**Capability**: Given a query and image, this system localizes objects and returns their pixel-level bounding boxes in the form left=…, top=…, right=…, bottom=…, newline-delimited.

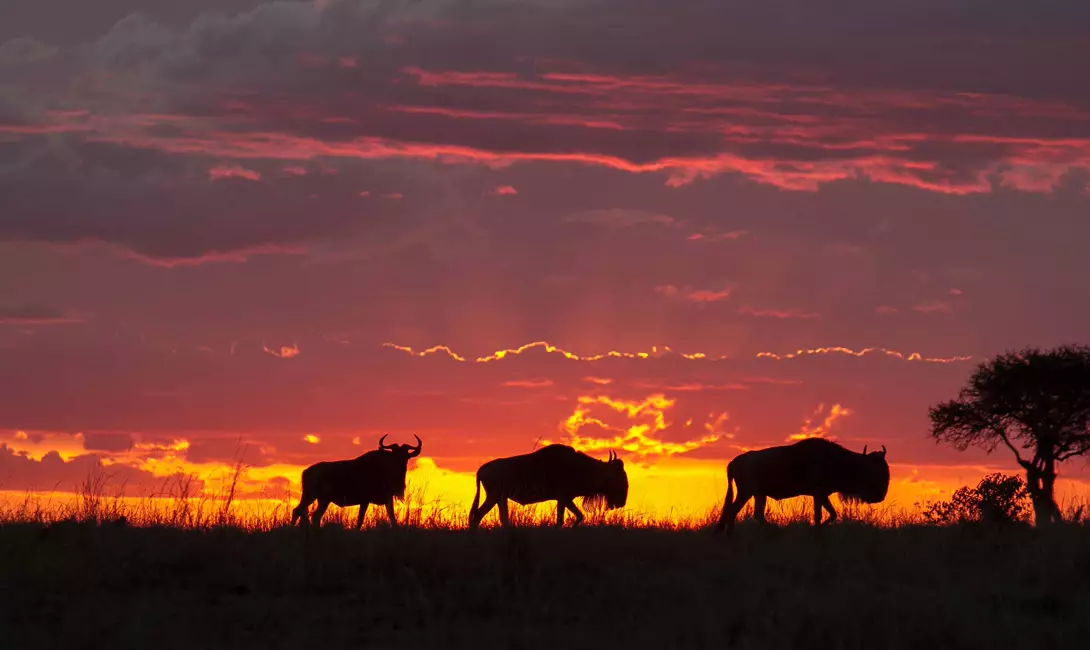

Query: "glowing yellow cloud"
left=385, top=341, right=971, bottom=364
left=787, top=403, right=853, bottom=441
left=547, top=393, right=724, bottom=462
left=303, top=434, right=320, bottom=444
left=756, top=347, right=972, bottom=363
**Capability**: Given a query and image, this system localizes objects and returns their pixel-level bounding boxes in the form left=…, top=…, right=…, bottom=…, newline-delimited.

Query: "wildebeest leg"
left=818, top=495, right=837, bottom=525
left=717, top=488, right=751, bottom=535
left=813, top=496, right=824, bottom=526
left=385, top=497, right=399, bottom=528
left=470, top=496, right=499, bottom=529
left=497, top=499, right=511, bottom=527
left=752, top=494, right=768, bottom=525
left=566, top=500, right=585, bottom=526
left=555, top=501, right=566, bottom=527
left=355, top=503, right=369, bottom=530
left=291, top=492, right=314, bottom=527
left=311, top=500, right=330, bottom=530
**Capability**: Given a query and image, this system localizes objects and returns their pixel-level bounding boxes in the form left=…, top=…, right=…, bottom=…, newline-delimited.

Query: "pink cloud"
left=490, top=185, right=518, bottom=196
left=208, top=165, right=261, bottom=182
left=281, top=166, right=308, bottom=176
left=117, top=243, right=307, bottom=268
left=738, top=306, right=821, bottom=319
left=913, top=301, right=952, bottom=314
left=875, top=305, right=900, bottom=314
left=655, top=284, right=733, bottom=303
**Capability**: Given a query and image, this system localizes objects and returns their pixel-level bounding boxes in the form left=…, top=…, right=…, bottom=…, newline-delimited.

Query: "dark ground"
left=1, top=521, right=1088, bottom=649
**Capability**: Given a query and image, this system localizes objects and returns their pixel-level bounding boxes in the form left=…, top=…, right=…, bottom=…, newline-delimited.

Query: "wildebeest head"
left=377, top=433, right=423, bottom=463
left=841, top=444, right=890, bottom=504
left=599, top=450, right=629, bottom=509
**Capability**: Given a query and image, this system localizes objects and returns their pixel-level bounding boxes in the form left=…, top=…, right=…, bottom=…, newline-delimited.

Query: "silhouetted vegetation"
left=918, top=472, right=1033, bottom=525
left=930, top=344, right=1090, bottom=526
left=2, top=469, right=1089, bottom=648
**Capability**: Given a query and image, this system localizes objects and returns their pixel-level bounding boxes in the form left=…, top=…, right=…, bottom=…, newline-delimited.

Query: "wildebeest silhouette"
left=714, top=437, right=890, bottom=534
left=467, top=444, right=628, bottom=528
left=290, top=434, right=422, bottom=530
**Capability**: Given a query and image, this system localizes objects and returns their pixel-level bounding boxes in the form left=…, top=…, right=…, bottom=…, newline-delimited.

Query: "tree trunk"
left=1024, top=456, right=1063, bottom=527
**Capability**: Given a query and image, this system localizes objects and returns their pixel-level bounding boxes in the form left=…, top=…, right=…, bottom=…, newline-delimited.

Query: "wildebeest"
left=714, top=437, right=890, bottom=534
left=467, top=444, right=628, bottom=528
left=290, top=434, right=422, bottom=530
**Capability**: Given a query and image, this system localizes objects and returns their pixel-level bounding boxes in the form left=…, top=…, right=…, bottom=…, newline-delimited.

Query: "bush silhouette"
left=919, top=473, right=1031, bottom=525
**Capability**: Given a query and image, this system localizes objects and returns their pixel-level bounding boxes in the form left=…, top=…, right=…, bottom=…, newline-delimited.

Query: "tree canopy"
left=929, top=344, right=1090, bottom=526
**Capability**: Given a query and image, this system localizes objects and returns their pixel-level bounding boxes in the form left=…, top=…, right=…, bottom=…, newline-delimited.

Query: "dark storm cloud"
left=0, top=305, right=81, bottom=325
left=0, top=443, right=202, bottom=495
left=81, top=431, right=135, bottom=452
left=1, top=0, right=1088, bottom=260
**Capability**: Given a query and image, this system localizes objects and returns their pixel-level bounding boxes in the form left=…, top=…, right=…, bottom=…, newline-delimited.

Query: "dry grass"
left=3, top=470, right=1089, bottom=648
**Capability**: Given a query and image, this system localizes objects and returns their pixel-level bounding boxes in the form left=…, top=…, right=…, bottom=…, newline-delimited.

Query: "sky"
left=3, top=0, right=1090, bottom=519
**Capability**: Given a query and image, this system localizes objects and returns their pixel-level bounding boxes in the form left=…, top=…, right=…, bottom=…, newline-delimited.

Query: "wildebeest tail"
left=725, top=461, right=734, bottom=511
left=469, top=471, right=482, bottom=521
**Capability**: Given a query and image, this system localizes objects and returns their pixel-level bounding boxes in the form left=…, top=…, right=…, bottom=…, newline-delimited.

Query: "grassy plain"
left=1, top=488, right=1089, bottom=650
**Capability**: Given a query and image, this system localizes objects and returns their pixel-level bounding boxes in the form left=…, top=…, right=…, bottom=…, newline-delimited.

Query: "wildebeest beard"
left=837, top=464, right=891, bottom=504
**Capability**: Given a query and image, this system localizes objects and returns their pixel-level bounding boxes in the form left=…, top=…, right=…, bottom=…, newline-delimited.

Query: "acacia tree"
left=929, top=344, right=1090, bottom=527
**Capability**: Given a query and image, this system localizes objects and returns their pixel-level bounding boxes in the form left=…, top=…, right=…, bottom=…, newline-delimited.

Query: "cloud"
left=503, top=379, right=554, bottom=388
left=490, top=185, right=518, bottom=196
left=737, top=306, right=821, bottom=320
left=1, top=0, right=1087, bottom=266
left=632, top=381, right=748, bottom=392
left=208, top=165, right=261, bottom=182
left=262, top=343, right=300, bottom=359
left=913, top=301, right=952, bottom=314
left=787, top=403, right=853, bottom=441
left=0, top=37, right=59, bottom=66
left=656, top=285, right=734, bottom=303
left=81, top=432, right=135, bottom=453
left=564, top=209, right=676, bottom=228
left=583, top=376, right=613, bottom=385
left=0, top=305, right=83, bottom=325
left=0, top=443, right=203, bottom=496
left=551, top=393, right=723, bottom=463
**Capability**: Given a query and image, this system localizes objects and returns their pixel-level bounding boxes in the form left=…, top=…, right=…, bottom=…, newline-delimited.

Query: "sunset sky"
left=3, top=0, right=1090, bottom=519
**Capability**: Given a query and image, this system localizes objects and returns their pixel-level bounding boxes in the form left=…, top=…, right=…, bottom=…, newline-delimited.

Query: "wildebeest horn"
left=862, top=444, right=868, bottom=455
left=378, top=434, right=391, bottom=450
left=881, top=444, right=887, bottom=455
left=408, top=434, right=422, bottom=457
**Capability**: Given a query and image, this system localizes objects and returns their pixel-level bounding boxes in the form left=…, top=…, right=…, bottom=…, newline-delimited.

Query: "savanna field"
left=2, top=481, right=1089, bottom=650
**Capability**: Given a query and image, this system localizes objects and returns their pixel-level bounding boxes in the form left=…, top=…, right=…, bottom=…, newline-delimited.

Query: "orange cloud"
left=208, top=165, right=261, bottom=181
left=787, top=403, right=853, bottom=441
left=502, top=379, right=554, bottom=388
left=303, top=434, right=320, bottom=444
left=583, top=376, right=613, bottom=385
left=632, top=381, right=748, bottom=392
left=263, top=343, right=300, bottom=359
